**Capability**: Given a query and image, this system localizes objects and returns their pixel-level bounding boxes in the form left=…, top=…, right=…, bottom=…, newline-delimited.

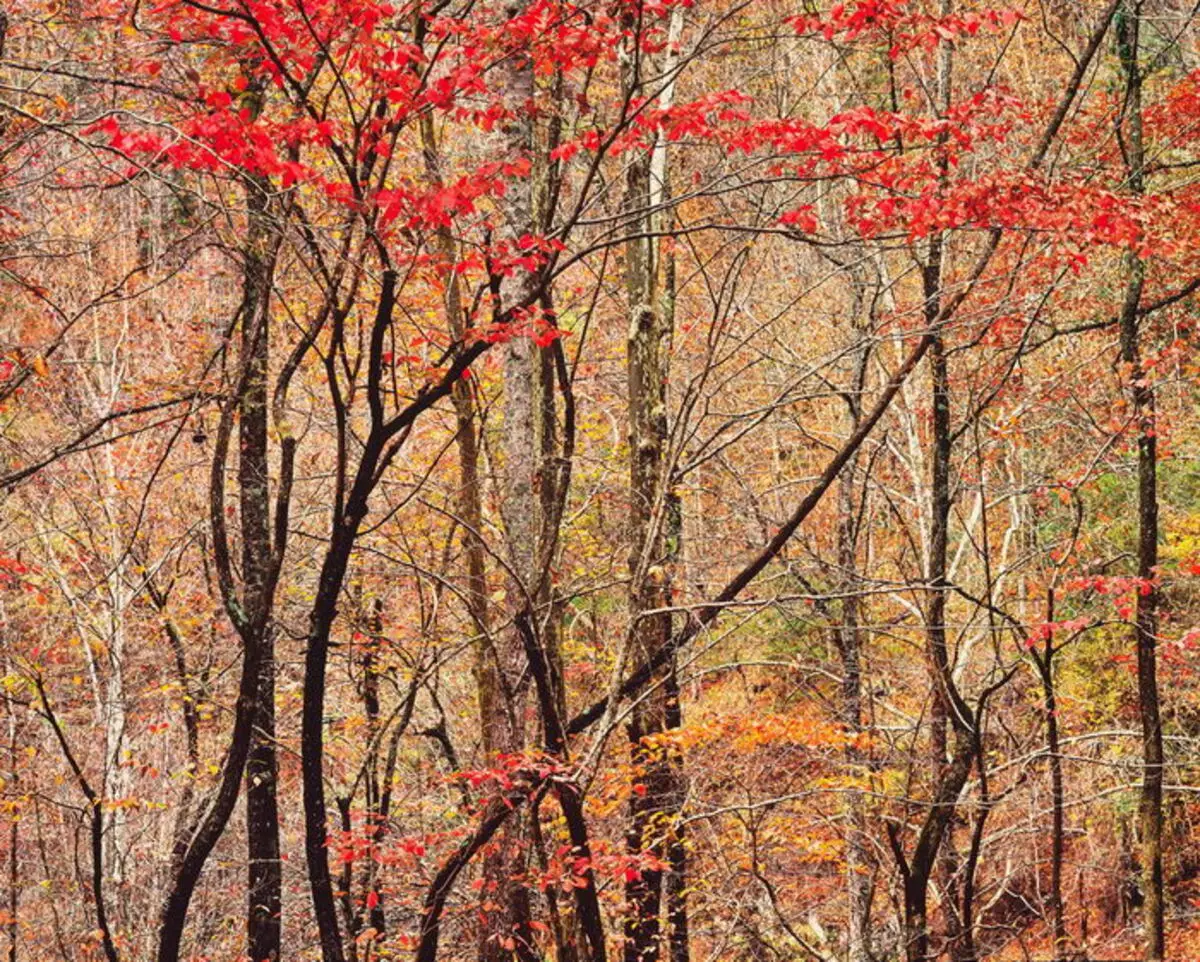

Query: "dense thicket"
left=3, top=1, right=1200, bottom=960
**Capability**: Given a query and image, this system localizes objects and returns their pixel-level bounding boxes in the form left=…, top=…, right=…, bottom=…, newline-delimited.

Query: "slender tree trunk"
left=918, top=303, right=953, bottom=962
left=157, top=620, right=263, bottom=962
left=361, top=600, right=387, bottom=940
left=837, top=484, right=872, bottom=962
left=901, top=742, right=974, bottom=962
left=622, top=107, right=672, bottom=962
left=832, top=327, right=872, bottom=962
left=1117, top=7, right=1164, bottom=957
left=906, top=262, right=977, bottom=962
left=5, top=675, right=16, bottom=962
left=242, top=174, right=282, bottom=962
left=418, top=112, right=491, bottom=756
left=905, top=16, right=976, bottom=959
left=334, top=597, right=390, bottom=962
left=453, top=325, right=490, bottom=709
left=537, top=331, right=567, bottom=733
left=662, top=663, right=689, bottom=962
left=958, top=707, right=995, bottom=962
left=246, top=628, right=281, bottom=962
left=1037, top=590, right=1069, bottom=961
left=158, top=188, right=283, bottom=962
left=302, top=272, right=400, bottom=962
left=521, top=605, right=606, bottom=962
left=303, top=496, right=369, bottom=962
left=659, top=253, right=688, bottom=962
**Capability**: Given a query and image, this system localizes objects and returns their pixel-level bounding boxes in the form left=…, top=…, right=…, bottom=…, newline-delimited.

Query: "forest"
left=4, top=0, right=1200, bottom=960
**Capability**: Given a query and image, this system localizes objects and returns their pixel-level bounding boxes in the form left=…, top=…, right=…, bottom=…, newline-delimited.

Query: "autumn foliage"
left=4, top=1, right=1200, bottom=961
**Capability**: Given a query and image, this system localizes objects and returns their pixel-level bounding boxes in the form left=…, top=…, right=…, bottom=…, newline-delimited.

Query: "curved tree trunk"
left=157, top=173, right=283, bottom=962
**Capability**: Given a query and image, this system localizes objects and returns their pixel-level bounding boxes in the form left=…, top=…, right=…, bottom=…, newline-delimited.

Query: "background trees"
left=5, top=0, right=1200, bottom=960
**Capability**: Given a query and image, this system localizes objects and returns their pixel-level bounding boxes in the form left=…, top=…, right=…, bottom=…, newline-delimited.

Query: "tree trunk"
left=904, top=255, right=978, bottom=962
left=302, top=496, right=369, bottom=962
left=903, top=16, right=977, bottom=959
left=478, top=320, right=538, bottom=962
left=662, top=662, right=689, bottom=962
left=360, top=600, right=387, bottom=940
left=620, top=11, right=688, bottom=961
left=242, top=174, right=282, bottom=962
left=481, top=8, right=539, bottom=957
left=830, top=321, right=873, bottom=962
left=656, top=113, right=688, bottom=962
left=157, top=610, right=264, bottom=962
left=157, top=174, right=283, bottom=962
left=1117, top=6, right=1164, bottom=957
left=837, top=455, right=872, bottom=962
left=901, top=739, right=974, bottom=962
left=1037, top=590, right=1069, bottom=961
left=622, top=101, right=670, bottom=962
left=5, top=673, right=16, bottom=962
left=301, top=272, right=400, bottom=962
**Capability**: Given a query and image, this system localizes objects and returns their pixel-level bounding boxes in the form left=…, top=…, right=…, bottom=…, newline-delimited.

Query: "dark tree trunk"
left=158, top=193, right=284, bottom=960
left=303, top=501, right=368, bottom=962
left=5, top=685, right=17, bottom=962
left=901, top=21, right=978, bottom=958
left=242, top=175, right=282, bottom=962
left=334, top=598, right=391, bottom=961
left=914, top=242, right=951, bottom=962
left=302, top=272, right=400, bottom=962
left=1036, top=590, right=1069, bottom=960
left=901, top=740, right=974, bottom=962
left=157, top=623, right=263, bottom=962
left=899, top=88, right=979, bottom=950
left=360, top=601, right=387, bottom=939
